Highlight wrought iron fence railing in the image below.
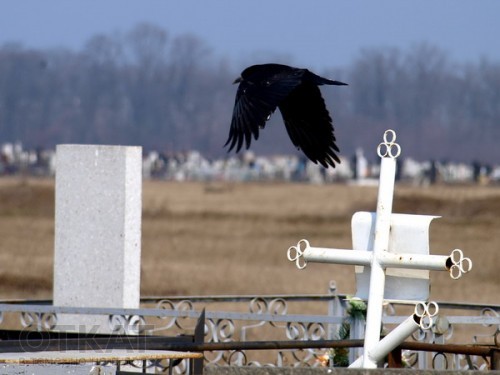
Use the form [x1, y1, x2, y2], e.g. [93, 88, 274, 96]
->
[0, 286, 498, 372]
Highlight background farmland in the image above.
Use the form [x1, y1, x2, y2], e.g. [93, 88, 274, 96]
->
[0, 178, 497, 305]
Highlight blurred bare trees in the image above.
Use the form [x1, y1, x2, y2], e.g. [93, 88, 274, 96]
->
[329, 43, 500, 161]
[0, 24, 499, 162]
[0, 24, 234, 156]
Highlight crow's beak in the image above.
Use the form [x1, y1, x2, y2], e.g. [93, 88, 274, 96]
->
[233, 76, 242, 84]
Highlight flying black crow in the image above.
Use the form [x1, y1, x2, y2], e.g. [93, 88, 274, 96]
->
[225, 63, 347, 168]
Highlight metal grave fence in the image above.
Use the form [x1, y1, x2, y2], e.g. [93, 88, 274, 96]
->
[0, 288, 498, 372]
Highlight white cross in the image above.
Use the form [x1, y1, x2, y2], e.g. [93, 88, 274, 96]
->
[287, 130, 472, 368]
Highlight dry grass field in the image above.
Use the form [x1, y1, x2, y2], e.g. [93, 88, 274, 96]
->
[0, 177, 498, 305]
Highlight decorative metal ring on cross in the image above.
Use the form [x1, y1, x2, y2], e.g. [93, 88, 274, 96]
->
[415, 301, 439, 330]
[449, 249, 473, 280]
[377, 129, 401, 159]
[287, 239, 309, 270]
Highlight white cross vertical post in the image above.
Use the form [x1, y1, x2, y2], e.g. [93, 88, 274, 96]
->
[362, 130, 400, 368]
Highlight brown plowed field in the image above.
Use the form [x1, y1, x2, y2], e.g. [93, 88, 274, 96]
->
[0, 178, 498, 305]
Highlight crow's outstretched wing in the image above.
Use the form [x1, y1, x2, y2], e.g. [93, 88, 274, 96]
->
[279, 82, 340, 168]
[225, 64, 346, 168]
[225, 70, 303, 152]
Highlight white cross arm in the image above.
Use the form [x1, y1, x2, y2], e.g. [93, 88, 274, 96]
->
[377, 248, 472, 279]
[378, 251, 450, 271]
[287, 240, 372, 268]
[287, 239, 472, 279]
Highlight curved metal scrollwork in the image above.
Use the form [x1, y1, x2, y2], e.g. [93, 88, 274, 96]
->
[432, 352, 449, 370]
[475, 307, 500, 346]
[285, 321, 327, 342]
[307, 322, 326, 341]
[153, 299, 196, 333]
[20, 312, 57, 331]
[290, 349, 316, 367]
[241, 297, 290, 338]
[455, 353, 489, 371]
[286, 321, 306, 340]
[248, 297, 267, 314]
[228, 350, 247, 366]
[174, 300, 196, 330]
[20, 311, 36, 329]
[147, 358, 187, 375]
[155, 299, 177, 331]
[402, 349, 418, 367]
[108, 314, 146, 334]
[215, 318, 235, 341]
[248, 297, 287, 316]
[269, 298, 287, 316]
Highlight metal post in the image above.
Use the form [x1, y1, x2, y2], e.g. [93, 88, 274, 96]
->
[492, 349, 500, 370]
[191, 309, 205, 375]
[388, 347, 402, 368]
[327, 281, 343, 340]
[362, 142, 397, 368]
[349, 313, 365, 364]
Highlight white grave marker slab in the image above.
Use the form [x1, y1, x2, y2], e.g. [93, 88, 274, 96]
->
[352, 211, 439, 301]
[53, 145, 142, 333]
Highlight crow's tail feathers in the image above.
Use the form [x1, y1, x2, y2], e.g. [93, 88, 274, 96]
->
[310, 72, 348, 86]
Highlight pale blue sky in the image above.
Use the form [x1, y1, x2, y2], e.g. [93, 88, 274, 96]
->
[1, 1, 499, 70]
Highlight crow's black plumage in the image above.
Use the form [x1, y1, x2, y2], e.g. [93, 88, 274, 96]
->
[225, 63, 347, 168]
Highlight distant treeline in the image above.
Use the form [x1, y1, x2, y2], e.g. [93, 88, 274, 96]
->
[0, 23, 499, 162]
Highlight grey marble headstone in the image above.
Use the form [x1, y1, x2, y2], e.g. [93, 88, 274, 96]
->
[53, 145, 142, 333]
